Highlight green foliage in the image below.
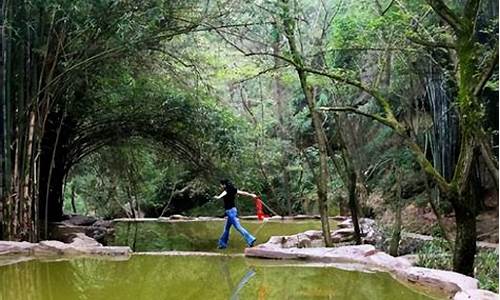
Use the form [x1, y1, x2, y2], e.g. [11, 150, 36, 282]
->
[475, 250, 499, 292]
[417, 238, 453, 270]
[417, 239, 499, 293]
[51, 0, 496, 235]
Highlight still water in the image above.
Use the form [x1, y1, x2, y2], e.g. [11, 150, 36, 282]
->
[0, 255, 438, 300]
[113, 220, 325, 252]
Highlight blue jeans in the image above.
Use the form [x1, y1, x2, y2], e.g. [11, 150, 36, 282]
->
[218, 207, 256, 248]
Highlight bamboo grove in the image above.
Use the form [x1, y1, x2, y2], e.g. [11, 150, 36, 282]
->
[0, 0, 213, 241]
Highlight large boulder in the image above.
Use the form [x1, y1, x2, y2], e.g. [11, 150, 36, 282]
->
[86, 220, 115, 245]
[49, 223, 88, 243]
[50, 217, 116, 246]
[332, 217, 382, 245]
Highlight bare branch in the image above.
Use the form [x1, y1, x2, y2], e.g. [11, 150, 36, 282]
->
[245, 52, 298, 68]
[320, 106, 451, 192]
[235, 65, 288, 84]
[406, 34, 455, 49]
[375, 0, 396, 16]
[464, 0, 481, 30]
[319, 106, 395, 128]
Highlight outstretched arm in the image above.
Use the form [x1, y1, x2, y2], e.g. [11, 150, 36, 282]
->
[214, 190, 227, 199]
[237, 190, 257, 198]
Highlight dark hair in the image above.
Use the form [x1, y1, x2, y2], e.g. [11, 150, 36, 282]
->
[220, 179, 237, 194]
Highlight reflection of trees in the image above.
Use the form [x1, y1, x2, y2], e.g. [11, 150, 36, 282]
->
[219, 256, 256, 300]
[0, 259, 83, 300]
[113, 220, 324, 252]
[0, 256, 433, 300]
[253, 265, 433, 300]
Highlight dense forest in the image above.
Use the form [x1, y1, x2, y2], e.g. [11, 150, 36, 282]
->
[0, 0, 497, 279]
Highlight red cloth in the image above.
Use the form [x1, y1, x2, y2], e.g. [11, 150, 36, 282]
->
[254, 197, 269, 220]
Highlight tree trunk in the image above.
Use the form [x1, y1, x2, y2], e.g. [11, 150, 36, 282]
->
[347, 166, 362, 245]
[39, 112, 67, 227]
[389, 166, 403, 256]
[335, 115, 362, 244]
[280, 0, 332, 246]
[272, 31, 292, 216]
[71, 184, 77, 214]
[0, 0, 6, 240]
[309, 103, 333, 246]
[423, 170, 452, 243]
[451, 192, 477, 276]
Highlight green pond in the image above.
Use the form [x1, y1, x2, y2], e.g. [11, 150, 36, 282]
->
[113, 220, 325, 252]
[0, 255, 439, 300]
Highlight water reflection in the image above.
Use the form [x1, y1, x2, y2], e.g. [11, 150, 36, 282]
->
[219, 257, 256, 300]
[113, 220, 325, 253]
[0, 256, 438, 300]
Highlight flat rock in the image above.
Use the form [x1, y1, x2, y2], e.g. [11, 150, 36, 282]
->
[246, 230, 487, 300]
[240, 216, 259, 220]
[197, 216, 223, 221]
[477, 241, 499, 250]
[332, 228, 355, 236]
[364, 251, 412, 270]
[453, 289, 499, 300]
[70, 233, 102, 248]
[0, 241, 36, 255]
[0, 233, 130, 258]
[399, 254, 418, 266]
[338, 218, 375, 228]
[331, 215, 348, 221]
[169, 214, 192, 220]
[92, 220, 113, 228]
[36, 241, 70, 255]
[113, 218, 158, 222]
[245, 244, 377, 264]
[49, 223, 88, 242]
[81, 246, 131, 256]
[395, 267, 479, 295]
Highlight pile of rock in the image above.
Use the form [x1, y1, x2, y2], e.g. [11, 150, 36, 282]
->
[270, 217, 382, 248]
[50, 215, 115, 245]
[0, 233, 130, 258]
[334, 217, 382, 244]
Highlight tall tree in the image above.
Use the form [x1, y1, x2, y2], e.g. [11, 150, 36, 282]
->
[279, 0, 333, 246]
[318, 0, 498, 275]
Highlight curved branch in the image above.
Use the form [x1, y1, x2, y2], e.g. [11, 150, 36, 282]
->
[406, 35, 456, 49]
[318, 106, 395, 129]
[474, 40, 499, 97]
[243, 50, 400, 125]
[320, 106, 451, 192]
[425, 0, 462, 33]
